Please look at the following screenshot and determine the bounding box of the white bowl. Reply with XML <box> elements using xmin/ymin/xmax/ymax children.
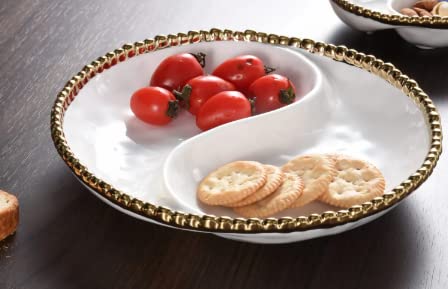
<box><xmin>330</xmin><ymin>0</ymin><xmax>448</xmax><ymax>48</ymax></box>
<box><xmin>51</xmin><ymin>29</ymin><xmax>442</xmax><ymax>244</ymax></box>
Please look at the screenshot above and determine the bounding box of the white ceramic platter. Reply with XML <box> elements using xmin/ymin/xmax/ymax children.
<box><xmin>52</xmin><ymin>32</ymin><xmax>441</xmax><ymax>244</ymax></box>
<box><xmin>330</xmin><ymin>0</ymin><xmax>448</xmax><ymax>48</ymax></box>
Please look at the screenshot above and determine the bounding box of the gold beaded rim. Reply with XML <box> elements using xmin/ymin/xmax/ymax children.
<box><xmin>332</xmin><ymin>0</ymin><xmax>448</xmax><ymax>28</ymax></box>
<box><xmin>50</xmin><ymin>29</ymin><xmax>442</xmax><ymax>233</ymax></box>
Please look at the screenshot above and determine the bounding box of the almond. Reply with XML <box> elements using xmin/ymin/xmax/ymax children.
<box><xmin>400</xmin><ymin>8</ymin><xmax>418</xmax><ymax>16</ymax></box>
<box><xmin>413</xmin><ymin>0</ymin><xmax>438</xmax><ymax>11</ymax></box>
<box><xmin>414</xmin><ymin>7</ymin><xmax>433</xmax><ymax>17</ymax></box>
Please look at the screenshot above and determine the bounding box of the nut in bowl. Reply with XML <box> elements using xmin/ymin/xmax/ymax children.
<box><xmin>330</xmin><ymin>0</ymin><xmax>448</xmax><ymax>48</ymax></box>
<box><xmin>53</xmin><ymin>29</ymin><xmax>441</xmax><ymax>244</ymax></box>
<box><xmin>392</xmin><ymin>0</ymin><xmax>448</xmax><ymax>17</ymax></box>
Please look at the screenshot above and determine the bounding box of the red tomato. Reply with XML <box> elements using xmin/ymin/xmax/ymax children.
<box><xmin>150</xmin><ymin>53</ymin><xmax>205</xmax><ymax>91</ymax></box>
<box><xmin>196</xmin><ymin>91</ymin><xmax>251</xmax><ymax>131</ymax></box>
<box><xmin>175</xmin><ymin>75</ymin><xmax>236</xmax><ymax>115</ymax></box>
<box><xmin>212</xmin><ymin>55</ymin><xmax>270</xmax><ymax>96</ymax></box>
<box><xmin>130</xmin><ymin>87</ymin><xmax>179</xmax><ymax>126</ymax></box>
<box><xmin>248</xmin><ymin>74</ymin><xmax>296</xmax><ymax>114</ymax></box>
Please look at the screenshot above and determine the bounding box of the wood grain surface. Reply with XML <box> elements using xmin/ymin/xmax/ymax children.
<box><xmin>1</xmin><ymin>0</ymin><xmax>448</xmax><ymax>288</ymax></box>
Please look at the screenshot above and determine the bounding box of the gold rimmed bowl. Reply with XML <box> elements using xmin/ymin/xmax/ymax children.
<box><xmin>330</xmin><ymin>0</ymin><xmax>448</xmax><ymax>48</ymax></box>
<box><xmin>51</xmin><ymin>29</ymin><xmax>442</xmax><ymax>243</ymax></box>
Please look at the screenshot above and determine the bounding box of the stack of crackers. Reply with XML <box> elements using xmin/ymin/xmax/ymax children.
<box><xmin>197</xmin><ymin>154</ymin><xmax>385</xmax><ymax>218</ymax></box>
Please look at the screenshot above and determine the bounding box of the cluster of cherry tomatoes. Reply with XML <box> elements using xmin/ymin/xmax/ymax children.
<box><xmin>130</xmin><ymin>52</ymin><xmax>297</xmax><ymax>131</ymax></box>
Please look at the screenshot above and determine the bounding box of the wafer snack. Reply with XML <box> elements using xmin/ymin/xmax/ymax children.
<box><xmin>197</xmin><ymin>161</ymin><xmax>267</xmax><ymax>205</ymax></box>
<box><xmin>282</xmin><ymin>154</ymin><xmax>337</xmax><ymax>208</ymax></box>
<box><xmin>234</xmin><ymin>172</ymin><xmax>303</xmax><ymax>218</ymax></box>
<box><xmin>227</xmin><ymin>165</ymin><xmax>284</xmax><ymax>207</ymax></box>
<box><xmin>319</xmin><ymin>154</ymin><xmax>386</xmax><ymax>208</ymax></box>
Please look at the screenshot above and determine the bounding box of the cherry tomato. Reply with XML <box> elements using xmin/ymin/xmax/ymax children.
<box><xmin>248</xmin><ymin>74</ymin><xmax>296</xmax><ymax>114</ymax></box>
<box><xmin>150</xmin><ymin>53</ymin><xmax>205</xmax><ymax>91</ymax></box>
<box><xmin>196</xmin><ymin>91</ymin><xmax>251</xmax><ymax>131</ymax></box>
<box><xmin>175</xmin><ymin>75</ymin><xmax>236</xmax><ymax>115</ymax></box>
<box><xmin>130</xmin><ymin>87</ymin><xmax>179</xmax><ymax>126</ymax></box>
<box><xmin>212</xmin><ymin>55</ymin><xmax>271</xmax><ymax>96</ymax></box>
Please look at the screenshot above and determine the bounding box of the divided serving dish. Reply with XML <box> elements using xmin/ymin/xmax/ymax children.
<box><xmin>50</xmin><ymin>29</ymin><xmax>442</xmax><ymax>243</ymax></box>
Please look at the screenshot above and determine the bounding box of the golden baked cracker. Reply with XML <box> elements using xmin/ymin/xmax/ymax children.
<box><xmin>197</xmin><ymin>161</ymin><xmax>267</xmax><ymax>205</ymax></box>
<box><xmin>227</xmin><ymin>165</ymin><xmax>284</xmax><ymax>207</ymax></box>
<box><xmin>282</xmin><ymin>154</ymin><xmax>336</xmax><ymax>208</ymax></box>
<box><xmin>0</xmin><ymin>190</ymin><xmax>19</xmax><ymax>241</ymax></box>
<box><xmin>319</xmin><ymin>154</ymin><xmax>386</xmax><ymax>208</ymax></box>
<box><xmin>234</xmin><ymin>172</ymin><xmax>303</xmax><ymax>218</ymax></box>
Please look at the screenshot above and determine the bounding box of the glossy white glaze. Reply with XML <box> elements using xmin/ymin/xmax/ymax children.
<box><xmin>64</xmin><ymin>41</ymin><xmax>430</xmax><ymax>243</ymax></box>
<box><xmin>330</xmin><ymin>0</ymin><xmax>448</xmax><ymax>48</ymax></box>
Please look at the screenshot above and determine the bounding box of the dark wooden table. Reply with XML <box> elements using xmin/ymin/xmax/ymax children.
<box><xmin>1</xmin><ymin>0</ymin><xmax>447</xmax><ymax>288</ymax></box>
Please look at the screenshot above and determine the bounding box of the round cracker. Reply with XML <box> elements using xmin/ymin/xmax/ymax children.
<box><xmin>0</xmin><ymin>190</ymin><xmax>19</xmax><ymax>241</ymax></box>
<box><xmin>226</xmin><ymin>165</ymin><xmax>284</xmax><ymax>207</ymax></box>
<box><xmin>282</xmin><ymin>154</ymin><xmax>336</xmax><ymax>208</ymax></box>
<box><xmin>197</xmin><ymin>161</ymin><xmax>267</xmax><ymax>205</ymax></box>
<box><xmin>234</xmin><ymin>172</ymin><xmax>303</xmax><ymax>218</ymax></box>
<box><xmin>319</xmin><ymin>154</ymin><xmax>386</xmax><ymax>208</ymax></box>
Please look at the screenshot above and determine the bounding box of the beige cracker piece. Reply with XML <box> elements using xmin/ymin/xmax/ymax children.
<box><xmin>319</xmin><ymin>154</ymin><xmax>386</xmax><ymax>208</ymax></box>
<box><xmin>197</xmin><ymin>161</ymin><xmax>267</xmax><ymax>205</ymax></box>
<box><xmin>227</xmin><ymin>165</ymin><xmax>284</xmax><ymax>207</ymax></box>
<box><xmin>0</xmin><ymin>190</ymin><xmax>19</xmax><ymax>241</ymax></box>
<box><xmin>234</xmin><ymin>172</ymin><xmax>303</xmax><ymax>218</ymax></box>
<box><xmin>282</xmin><ymin>154</ymin><xmax>337</xmax><ymax>208</ymax></box>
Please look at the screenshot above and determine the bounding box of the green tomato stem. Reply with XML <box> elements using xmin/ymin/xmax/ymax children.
<box><xmin>278</xmin><ymin>86</ymin><xmax>295</xmax><ymax>104</ymax></box>
<box><xmin>264</xmin><ymin>65</ymin><xmax>276</xmax><ymax>74</ymax></box>
<box><xmin>166</xmin><ymin>100</ymin><xmax>180</xmax><ymax>118</ymax></box>
<box><xmin>249</xmin><ymin>97</ymin><xmax>257</xmax><ymax>115</ymax></box>
<box><xmin>173</xmin><ymin>85</ymin><xmax>192</xmax><ymax>109</ymax></box>
<box><xmin>191</xmin><ymin>52</ymin><xmax>206</xmax><ymax>68</ymax></box>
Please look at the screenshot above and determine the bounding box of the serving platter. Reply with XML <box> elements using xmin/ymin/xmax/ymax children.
<box><xmin>51</xmin><ymin>29</ymin><xmax>442</xmax><ymax>243</ymax></box>
<box><xmin>330</xmin><ymin>0</ymin><xmax>448</xmax><ymax>48</ymax></box>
